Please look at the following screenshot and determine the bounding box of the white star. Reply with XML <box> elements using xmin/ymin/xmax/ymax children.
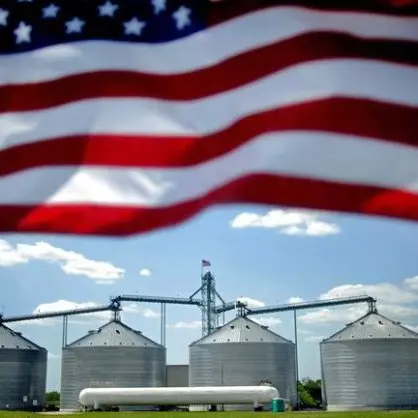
<box><xmin>172</xmin><ymin>6</ymin><xmax>191</xmax><ymax>30</ymax></box>
<box><xmin>124</xmin><ymin>17</ymin><xmax>146</xmax><ymax>36</ymax></box>
<box><xmin>98</xmin><ymin>1</ymin><xmax>119</xmax><ymax>17</ymax></box>
<box><xmin>14</xmin><ymin>21</ymin><xmax>32</xmax><ymax>44</ymax></box>
<box><xmin>65</xmin><ymin>17</ymin><xmax>85</xmax><ymax>34</ymax></box>
<box><xmin>151</xmin><ymin>0</ymin><xmax>166</xmax><ymax>14</ymax></box>
<box><xmin>0</xmin><ymin>8</ymin><xmax>9</xmax><ymax>26</ymax></box>
<box><xmin>43</xmin><ymin>4</ymin><xmax>59</xmax><ymax>18</ymax></box>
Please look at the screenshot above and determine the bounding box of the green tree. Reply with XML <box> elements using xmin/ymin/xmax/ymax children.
<box><xmin>45</xmin><ymin>391</ymin><xmax>60</xmax><ymax>406</ymax></box>
<box><xmin>297</xmin><ymin>377</ymin><xmax>322</xmax><ymax>408</ymax></box>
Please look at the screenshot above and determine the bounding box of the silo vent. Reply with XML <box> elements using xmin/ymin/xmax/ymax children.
<box><xmin>245</xmin><ymin>325</ymin><xmax>250</xmax><ymax>329</ymax></box>
<box><xmin>378</xmin><ymin>320</ymin><xmax>384</xmax><ymax>325</ymax></box>
<box><xmin>230</xmin><ymin>325</ymin><xmax>235</xmax><ymax>329</ymax></box>
<box><xmin>360</xmin><ymin>321</ymin><xmax>365</xmax><ymax>325</ymax></box>
<box><xmin>116</xmin><ymin>329</ymin><xmax>120</xmax><ymax>334</ymax></box>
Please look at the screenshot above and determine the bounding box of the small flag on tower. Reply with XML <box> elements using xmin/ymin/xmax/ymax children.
<box><xmin>202</xmin><ymin>259</ymin><xmax>211</xmax><ymax>267</ymax></box>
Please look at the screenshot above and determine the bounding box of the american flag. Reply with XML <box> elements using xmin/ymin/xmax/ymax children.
<box><xmin>0</xmin><ymin>0</ymin><xmax>418</xmax><ymax>236</ymax></box>
<box><xmin>202</xmin><ymin>259</ymin><xmax>211</xmax><ymax>267</ymax></box>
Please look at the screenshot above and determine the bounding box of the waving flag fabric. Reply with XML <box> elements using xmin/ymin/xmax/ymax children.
<box><xmin>0</xmin><ymin>0</ymin><xmax>418</xmax><ymax>235</ymax></box>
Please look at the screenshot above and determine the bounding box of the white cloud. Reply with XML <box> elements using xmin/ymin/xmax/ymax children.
<box><xmin>236</xmin><ymin>296</ymin><xmax>265</xmax><ymax>308</ymax></box>
<box><xmin>287</xmin><ymin>296</ymin><xmax>304</xmax><ymax>304</ymax></box>
<box><xmin>0</xmin><ymin>240</ymin><xmax>124</xmax><ymax>284</ymax></box>
<box><xmin>404</xmin><ymin>276</ymin><xmax>418</xmax><ymax>291</ymax></box>
<box><xmin>31</xmin><ymin>300</ymin><xmax>111</xmax><ymax>326</ymax></box>
<box><xmin>13</xmin><ymin>300</ymin><xmax>159</xmax><ymax>326</ymax></box>
<box><xmin>298</xmin><ymin>281</ymin><xmax>418</xmax><ymax>326</ymax></box>
<box><xmin>304</xmin><ymin>335</ymin><xmax>326</xmax><ymax>343</ymax></box>
<box><xmin>139</xmin><ymin>268</ymin><xmax>152</xmax><ymax>277</ymax></box>
<box><xmin>320</xmin><ymin>283</ymin><xmax>418</xmax><ymax>304</ymax></box>
<box><xmin>169</xmin><ymin>320</ymin><xmax>202</xmax><ymax>329</ymax></box>
<box><xmin>252</xmin><ymin>316</ymin><xmax>282</xmax><ymax>327</ymax></box>
<box><xmin>299</xmin><ymin>329</ymin><xmax>314</xmax><ymax>335</ymax></box>
<box><xmin>0</xmin><ymin>240</ymin><xmax>27</xmax><ymax>266</ymax></box>
<box><xmin>230</xmin><ymin>209</ymin><xmax>340</xmax><ymax>237</ymax></box>
<box><xmin>299</xmin><ymin>307</ymin><xmax>360</xmax><ymax>325</ymax></box>
<box><xmin>131</xmin><ymin>306</ymin><xmax>160</xmax><ymax>319</ymax></box>
<box><xmin>48</xmin><ymin>352</ymin><xmax>60</xmax><ymax>360</ymax></box>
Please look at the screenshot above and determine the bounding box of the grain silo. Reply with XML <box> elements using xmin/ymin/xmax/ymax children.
<box><xmin>189</xmin><ymin>315</ymin><xmax>296</xmax><ymax>410</ymax></box>
<box><xmin>60</xmin><ymin>319</ymin><xmax>166</xmax><ymax>411</ymax></box>
<box><xmin>0</xmin><ymin>323</ymin><xmax>47</xmax><ymax>411</ymax></box>
<box><xmin>321</xmin><ymin>308</ymin><xmax>418</xmax><ymax>411</ymax></box>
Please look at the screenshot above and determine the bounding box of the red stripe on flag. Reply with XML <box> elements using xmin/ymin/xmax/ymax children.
<box><xmin>2</xmin><ymin>174</ymin><xmax>418</xmax><ymax>235</ymax></box>
<box><xmin>2</xmin><ymin>34</ymin><xmax>417</xmax><ymax>113</ymax></box>
<box><xmin>1</xmin><ymin>98</ymin><xmax>416</xmax><ymax>176</ymax></box>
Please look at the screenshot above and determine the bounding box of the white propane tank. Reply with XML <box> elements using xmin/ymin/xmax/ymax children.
<box><xmin>79</xmin><ymin>385</ymin><xmax>279</xmax><ymax>408</ymax></box>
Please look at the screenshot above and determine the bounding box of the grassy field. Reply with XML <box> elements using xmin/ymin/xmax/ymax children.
<box><xmin>2</xmin><ymin>412</ymin><xmax>418</xmax><ymax>418</ymax></box>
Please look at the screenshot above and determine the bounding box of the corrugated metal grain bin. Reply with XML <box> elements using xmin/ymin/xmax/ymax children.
<box><xmin>189</xmin><ymin>316</ymin><xmax>296</xmax><ymax>410</ymax></box>
<box><xmin>0</xmin><ymin>324</ymin><xmax>47</xmax><ymax>411</ymax></box>
<box><xmin>167</xmin><ymin>365</ymin><xmax>189</xmax><ymax>387</ymax></box>
<box><xmin>60</xmin><ymin>319</ymin><xmax>166</xmax><ymax>411</ymax></box>
<box><xmin>321</xmin><ymin>308</ymin><xmax>418</xmax><ymax>411</ymax></box>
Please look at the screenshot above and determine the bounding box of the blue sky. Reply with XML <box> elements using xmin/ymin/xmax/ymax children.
<box><xmin>2</xmin><ymin>204</ymin><xmax>418</xmax><ymax>391</ymax></box>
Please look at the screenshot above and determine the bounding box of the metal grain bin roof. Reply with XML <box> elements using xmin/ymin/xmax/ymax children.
<box><xmin>191</xmin><ymin>316</ymin><xmax>292</xmax><ymax>345</ymax></box>
<box><xmin>67</xmin><ymin>320</ymin><xmax>162</xmax><ymax>348</ymax></box>
<box><xmin>323</xmin><ymin>310</ymin><xmax>418</xmax><ymax>342</ymax></box>
<box><xmin>0</xmin><ymin>323</ymin><xmax>43</xmax><ymax>350</ymax></box>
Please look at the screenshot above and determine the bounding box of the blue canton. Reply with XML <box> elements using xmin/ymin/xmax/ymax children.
<box><xmin>0</xmin><ymin>0</ymin><xmax>209</xmax><ymax>54</ymax></box>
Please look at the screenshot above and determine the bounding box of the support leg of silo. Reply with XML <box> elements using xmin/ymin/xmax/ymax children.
<box><xmin>160</xmin><ymin>303</ymin><xmax>166</xmax><ymax>346</ymax></box>
<box><xmin>293</xmin><ymin>309</ymin><xmax>299</xmax><ymax>409</ymax></box>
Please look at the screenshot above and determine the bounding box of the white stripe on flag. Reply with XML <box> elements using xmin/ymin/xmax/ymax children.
<box><xmin>1</xmin><ymin>131</ymin><xmax>418</xmax><ymax>206</ymax></box>
<box><xmin>1</xmin><ymin>59</ymin><xmax>417</xmax><ymax>149</ymax></box>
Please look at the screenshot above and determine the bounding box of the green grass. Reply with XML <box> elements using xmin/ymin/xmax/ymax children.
<box><xmin>2</xmin><ymin>412</ymin><xmax>418</xmax><ymax>418</ymax></box>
